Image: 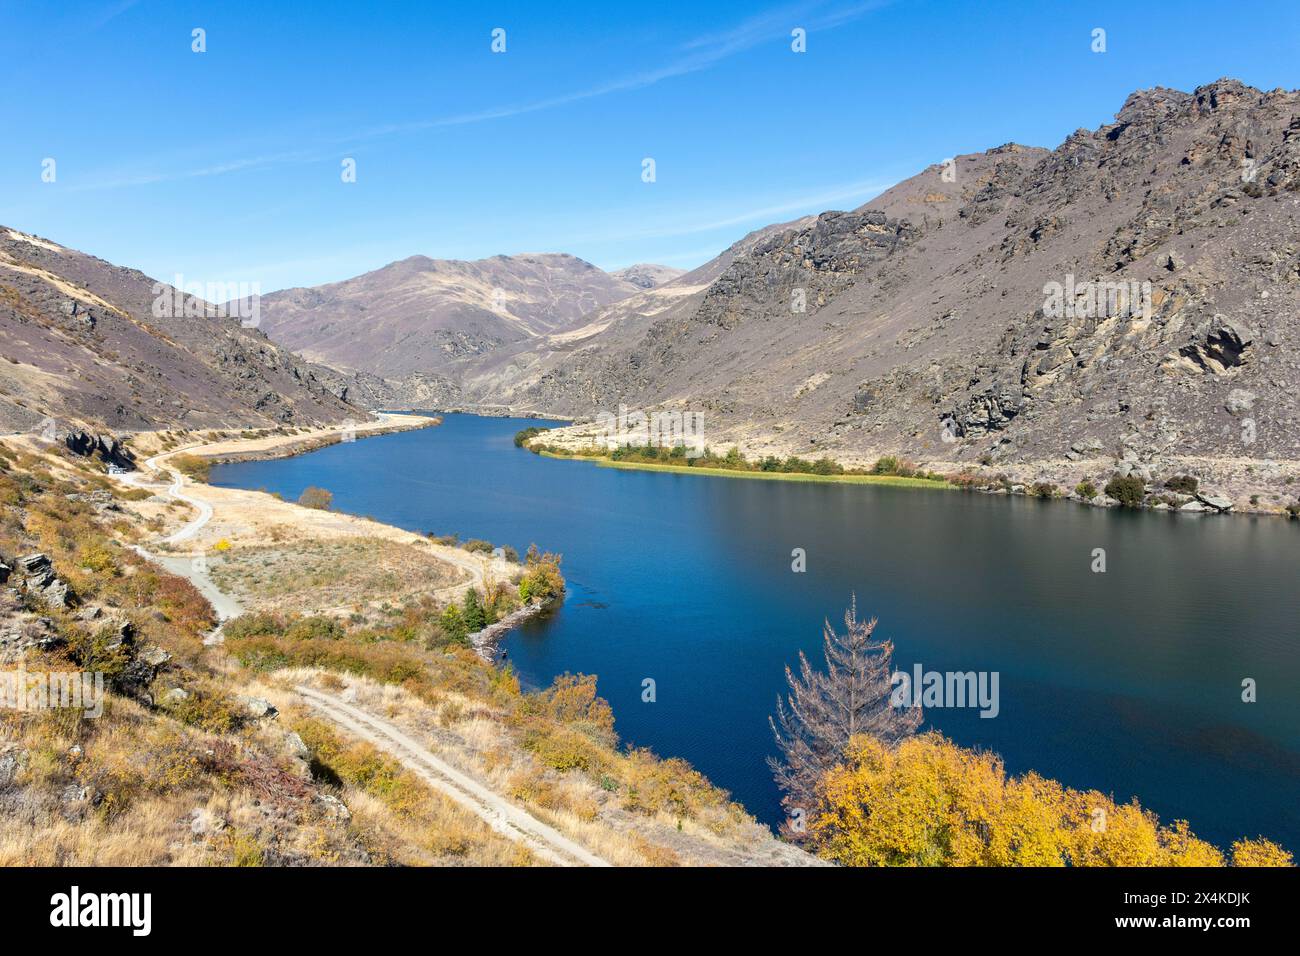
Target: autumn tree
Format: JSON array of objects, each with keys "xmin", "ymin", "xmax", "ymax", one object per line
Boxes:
[
  {"xmin": 297, "ymin": 486, "xmax": 333, "ymax": 510},
  {"xmin": 769, "ymin": 598, "xmax": 921, "ymax": 824},
  {"xmin": 519, "ymin": 544, "xmax": 565, "ymax": 603}
]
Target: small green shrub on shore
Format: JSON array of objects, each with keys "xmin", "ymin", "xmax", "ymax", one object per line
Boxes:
[
  {"xmin": 1104, "ymin": 475, "xmax": 1146, "ymax": 508},
  {"xmin": 1075, "ymin": 480, "xmax": 1097, "ymax": 499},
  {"xmin": 514, "ymin": 426, "xmax": 547, "ymax": 448}
]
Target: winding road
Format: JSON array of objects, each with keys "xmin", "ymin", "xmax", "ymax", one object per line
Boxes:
[
  {"xmin": 106, "ymin": 421, "xmax": 608, "ymax": 864},
  {"xmin": 297, "ymin": 684, "xmax": 610, "ymax": 866},
  {"xmin": 114, "ymin": 444, "xmax": 241, "ymax": 634}
]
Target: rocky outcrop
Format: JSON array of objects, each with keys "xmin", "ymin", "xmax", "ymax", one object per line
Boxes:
[
  {"xmin": 695, "ymin": 210, "xmax": 918, "ymax": 330},
  {"xmin": 15, "ymin": 553, "xmax": 74, "ymax": 610},
  {"xmin": 1172, "ymin": 318, "xmax": 1255, "ymax": 374},
  {"xmin": 63, "ymin": 430, "xmax": 135, "ymax": 469}
]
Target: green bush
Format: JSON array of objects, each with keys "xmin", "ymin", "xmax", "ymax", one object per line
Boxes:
[
  {"xmin": 871, "ymin": 455, "xmax": 901, "ymax": 475},
  {"xmin": 1164, "ymin": 474, "xmax": 1199, "ymax": 495},
  {"xmin": 513, "ymin": 426, "xmax": 546, "ymax": 448},
  {"xmin": 1104, "ymin": 474, "xmax": 1146, "ymax": 508},
  {"xmin": 285, "ymin": 616, "xmax": 345, "ymax": 642},
  {"xmin": 171, "ymin": 454, "xmax": 211, "ymax": 482},
  {"xmin": 439, "ymin": 605, "xmax": 468, "ymax": 644},
  {"xmin": 1074, "ymin": 480, "xmax": 1097, "ymax": 499}
]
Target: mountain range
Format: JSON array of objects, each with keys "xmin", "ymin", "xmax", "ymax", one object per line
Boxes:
[
  {"xmin": 273, "ymin": 78, "xmax": 1300, "ymax": 500},
  {"xmin": 7, "ymin": 78, "xmax": 1300, "ymax": 500}
]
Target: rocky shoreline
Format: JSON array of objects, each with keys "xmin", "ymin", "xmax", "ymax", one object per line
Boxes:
[
  {"xmin": 468, "ymin": 600, "xmax": 551, "ymax": 664},
  {"xmin": 200, "ymin": 415, "xmax": 440, "ymax": 466}
]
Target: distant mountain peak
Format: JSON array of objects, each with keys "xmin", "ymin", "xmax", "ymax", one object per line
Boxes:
[
  {"xmin": 256, "ymin": 251, "xmax": 646, "ymax": 378},
  {"xmin": 611, "ymin": 263, "xmax": 687, "ymax": 290}
]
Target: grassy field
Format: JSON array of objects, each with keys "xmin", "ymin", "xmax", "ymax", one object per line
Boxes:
[
  {"xmin": 537, "ymin": 451, "xmax": 955, "ymax": 489},
  {"xmin": 210, "ymin": 537, "xmax": 469, "ymax": 618}
]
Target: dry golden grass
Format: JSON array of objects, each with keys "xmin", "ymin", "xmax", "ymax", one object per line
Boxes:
[
  {"xmin": 210, "ymin": 537, "xmax": 466, "ymax": 616},
  {"xmin": 278, "ymin": 668, "xmax": 809, "ymax": 867}
]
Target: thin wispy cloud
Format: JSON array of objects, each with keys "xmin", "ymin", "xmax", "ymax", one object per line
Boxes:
[
  {"xmin": 77, "ymin": 0, "xmax": 890, "ymax": 189},
  {"xmin": 359, "ymin": 0, "xmax": 890, "ymax": 139},
  {"xmin": 550, "ymin": 176, "xmax": 894, "ymax": 247},
  {"xmin": 86, "ymin": 0, "xmax": 143, "ymax": 31},
  {"xmin": 67, "ymin": 148, "xmax": 333, "ymax": 192}
]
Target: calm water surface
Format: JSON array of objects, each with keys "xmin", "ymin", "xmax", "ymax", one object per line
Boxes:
[{"xmin": 212, "ymin": 413, "xmax": 1300, "ymax": 848}]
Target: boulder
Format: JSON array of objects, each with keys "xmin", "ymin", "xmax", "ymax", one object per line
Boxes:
[
  {"xmin": 17, "ymin": 553, "xmax": 75, "ymax": 609},
  {"xmin": 0, "ymin": 745, "xmax": 27, "ymax": 787},
  {"xmin": 316, "ymin": 794, "xmax": 351, "ymax": 822},
  {"xmin": 1176, "ymin": 317, "xmax": 1254, "ymax": 373},
  {"xmin": 238, "ymin": 696, "xmax": 278, "ymax": 719},
  {"xmin": 1180, "ymin": 500, "xmax": 1213, "ymax": 513},
  {"xmin": 17, "ymin": 553, "xmax": 52, "ymax": 579},
  {"xmin": 1225, "ymin": 389, "xmax": 1257, "ymax": 415},
  {"xmin": 138, "ymin": 646, "xmax": 171, "ymax": 667},
  {"xmin": 1196, "ymin": 493, "xmax": 1234, "ymax": 512},
  {"xmin": 190, "ymin": 807, "xmax": 227, "ymax": 835}
]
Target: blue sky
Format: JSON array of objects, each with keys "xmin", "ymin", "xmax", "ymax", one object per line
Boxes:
[{"xmin": 2, "ymin": 0, "xmax": 1298, "ymax": 291}]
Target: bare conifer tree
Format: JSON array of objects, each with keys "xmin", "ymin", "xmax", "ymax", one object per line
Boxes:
[{"xmin": 769, "ymin": 597, "xmax": 921, "ymax": 824}]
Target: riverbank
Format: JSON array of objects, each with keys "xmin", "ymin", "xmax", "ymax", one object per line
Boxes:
[
  {"xmin": 129, "ymin": 411, "xmax": 441, "ymax": 466},
  {"xmin": 519, "ymin": 421, "xmax": 1300, "ymax": 520},
  {"xmin": 539, "ymin": 451, "xmax": 954, "ymax": 489}
]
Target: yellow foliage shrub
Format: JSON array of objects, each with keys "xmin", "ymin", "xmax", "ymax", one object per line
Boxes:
[{"xmin": 809, "ymin": 733, "xmax": 1291, "ymax": 867}]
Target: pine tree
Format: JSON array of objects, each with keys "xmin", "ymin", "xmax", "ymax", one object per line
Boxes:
[
  {"xmin": 461, "ymin": 587, "xmax": 487, "ymax": 632},
  {"xmin": 769, "ymin": 597, "xmax": 921, "ymax": 823},
  {"xmin": 439, "ymin": 604, "xmax": 467, "ymax": 644}
]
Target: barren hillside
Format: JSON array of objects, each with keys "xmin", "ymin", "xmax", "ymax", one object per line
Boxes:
[{"xmin": 0, "ymin": 228, "xmax": 357, "ymax": 434}]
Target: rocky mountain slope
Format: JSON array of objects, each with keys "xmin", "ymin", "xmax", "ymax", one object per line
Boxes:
[
  {"xmin": 434, "ymin": 79, "xmax": 1300, "ymax": 498},
  {"xmin": 0, "ymin": 227, "xmax": 357, "ymax": 435},
  {"xmin": 254, "ymin": 253, "xmax": 665, "ymax": 380}
]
